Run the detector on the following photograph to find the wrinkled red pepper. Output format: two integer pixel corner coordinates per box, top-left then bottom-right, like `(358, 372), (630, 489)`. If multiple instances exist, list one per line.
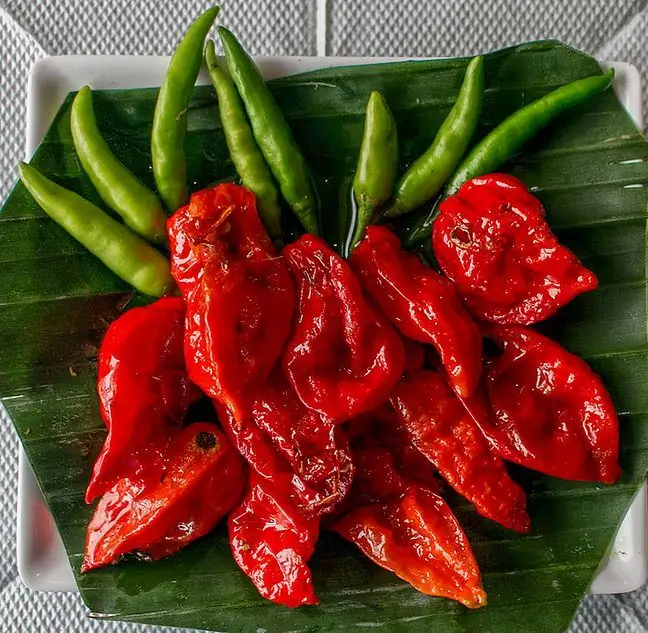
(373, 404), (442, 491)
(216, 368), (353, 519)
(350, 225), (482, 398)
(282, 234), (404, 423)
(229, 474), (320, 608)
(462, 324), (620, 483)
(86, 296), (201, 504)
(390, 370), (531, 533)
(167, 184), (295, 420)
(83, 423), (246, 572)
(331, 443), (487, 609)
(401, 336), (426, 378)
(347, 441), (414, 501)
(433, 174), (597, 325)
(346, 401), (438, 493)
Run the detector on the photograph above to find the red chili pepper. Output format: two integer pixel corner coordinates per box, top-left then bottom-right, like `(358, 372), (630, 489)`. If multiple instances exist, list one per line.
(331, 443), (487, 609)
(216, 368), (353, 518)
(350, 225), (482, 398)
(86, 296), (201, 504)
(144, 454), (240, 561)
(167, 184), (295, 420)
(401, 336), (426, 378)
(345, 402), (438, 495)
(82, 423), (246, 572)
(349, 442), (410, 501)
(372, 404), (442, 491)
(433, 173), (598, 325)
(282, 234), (405, 423)
(229, 474), (319, 608)
(462, 324), (620, 483)
(390, 370), (531, 533)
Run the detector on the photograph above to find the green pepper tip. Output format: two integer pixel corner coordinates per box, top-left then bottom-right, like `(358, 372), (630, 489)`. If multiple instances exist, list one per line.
(217, 25), (241, 53)
(202, 5), (220, 21)
(217, 25), (232, 39)
(466, 55), (484, 79)
(204, 39), (218, 71)
(72, 86), (92, 115)
(18, 161), (37, 183)
(368, 90), (389, 108)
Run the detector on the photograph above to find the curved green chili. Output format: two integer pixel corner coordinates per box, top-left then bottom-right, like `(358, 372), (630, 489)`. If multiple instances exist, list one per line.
(152, 6), (220, 212)
(19, 163), (174, 297)
(351, 91), (398, 250)
(402, 68), (615, 247)
(218, 26), (320, 235)
(71, 85), (168, 244)
(204, 40), (282, 239)
(445, 68), (615, 196)
(384, 55), (483, 218)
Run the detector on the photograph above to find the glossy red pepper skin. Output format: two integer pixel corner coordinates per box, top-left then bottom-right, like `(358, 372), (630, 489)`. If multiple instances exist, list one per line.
(374, 404), (442, 490)
(82, 423), (246, 572)
(229, 474), (319, 608)
(346, 402), (439, 494)
(349, 442), (412, 501)
(331, 444), (487, 609)
(433, 173), (598, 325)
(167, 184), (295, 420)
(401, 336), (426, 378)
(86, 297), (201, 504)
(463, 325), (620, 483)
(390, 370), (531, 533)
(282, 234), (405, 423)
(350, 225), (482, 398)
(216, 368), (353, 518)
(144, 455), (240, 561)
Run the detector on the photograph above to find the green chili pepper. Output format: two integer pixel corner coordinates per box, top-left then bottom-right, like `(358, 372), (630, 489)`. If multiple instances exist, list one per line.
(401, 68), (615, 247)
(384, 56), (483, 219)
(350, 91), (398, 250)
(218, 26), (320, 235)
(71, 85), (168, 245)
(204, 40), (282, 239)
(152, 5), (220, 212)
(445, 68), (615, 196)
(19, 163), (175, 298)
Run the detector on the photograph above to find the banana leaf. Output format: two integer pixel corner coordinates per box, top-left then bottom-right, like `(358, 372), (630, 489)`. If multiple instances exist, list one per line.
(1, 40), (647, 633)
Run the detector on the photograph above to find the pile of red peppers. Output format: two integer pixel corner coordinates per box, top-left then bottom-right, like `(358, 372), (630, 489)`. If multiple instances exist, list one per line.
(82, 175), (620, 609)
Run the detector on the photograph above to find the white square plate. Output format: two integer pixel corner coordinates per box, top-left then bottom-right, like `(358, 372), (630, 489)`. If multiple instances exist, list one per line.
(14, 54), (647, 595)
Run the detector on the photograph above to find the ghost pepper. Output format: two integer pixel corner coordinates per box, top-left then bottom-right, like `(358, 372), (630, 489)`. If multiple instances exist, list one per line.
(331, 442), (487, 608)
(433, 173), (597, 324)
(390, 370), (531, 533)
(229, 474), (320, 608)
(350, 225), (482, 398)
(167, 183), (295, 420)
(86, 296), (201, 504)
(282, 234), (405, 423)
(83, 423), (246, 571)
(216, 367), (353, 519)
(462, 324), (620, 483)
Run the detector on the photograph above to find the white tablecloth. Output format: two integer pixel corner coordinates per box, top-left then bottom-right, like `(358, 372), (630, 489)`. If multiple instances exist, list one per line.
(1, 1), (647, 631)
